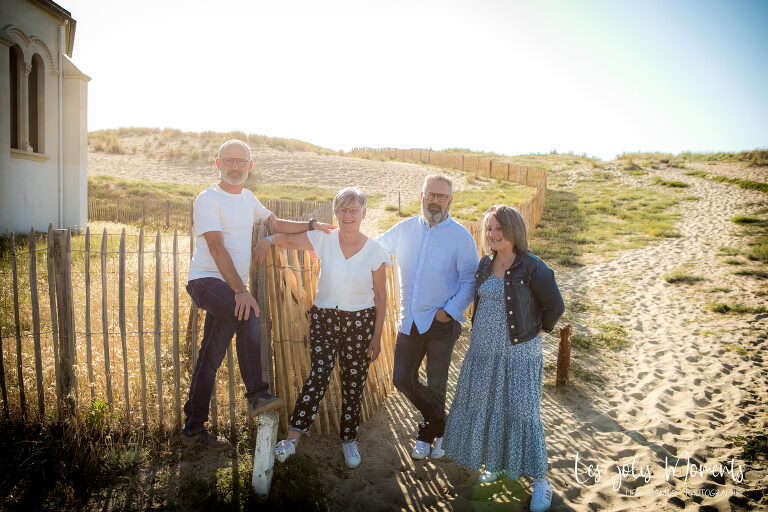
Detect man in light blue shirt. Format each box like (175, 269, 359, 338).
(376, 174, 478, 460)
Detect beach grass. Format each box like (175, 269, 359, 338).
(710, 176, 768, 194)
(377, 177, 536, 229)
(530, 169, 682, 267)
(734, 269, 768, 279)
(664, 271, 706, 284)
(90, 127, 341, 162)
(747, 243, 768, 263)
(89, 174, 336, 203)
(707, 302, 767, 314)
(652, 177, 690, 188)
(718, 246, 741, 256)
(733, 435, 768, 462)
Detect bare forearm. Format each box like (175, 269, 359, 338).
(373, 294, 387, 337)
(272, 217, 311, 234)
(210, 245, 247, 292)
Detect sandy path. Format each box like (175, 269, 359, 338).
(295, 163, 768, 511)
(546, 165, 768, 510)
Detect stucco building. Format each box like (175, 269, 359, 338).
(0, 0, 89, 232)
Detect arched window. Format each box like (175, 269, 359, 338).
(28, 54, 45, 153)
(9, 45, 22, 150)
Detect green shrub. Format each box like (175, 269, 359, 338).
(664, 271, 705, 284)
(747, 243, 768, 263)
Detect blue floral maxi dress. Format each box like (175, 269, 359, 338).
(443, 274, 548, 478)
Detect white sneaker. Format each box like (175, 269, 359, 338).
(430, 437, 445, 459)
(478, 470, 502, 483)
(530, 478, 553, 512)
(274, 438, 297, 463)
(342, 440, 361, 468)
(411, 440, 431, 459)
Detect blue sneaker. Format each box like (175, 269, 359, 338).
(530, 478, 553, 512)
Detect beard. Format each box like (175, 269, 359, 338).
(421, 202, 449, 225)
(220, 168, 249, 186)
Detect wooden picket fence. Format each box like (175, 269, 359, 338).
(88, 197, 333, 230)
(349, 147, 547, 235)
(0, 220, 399, 436)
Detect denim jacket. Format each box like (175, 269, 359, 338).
(471, 251, 565, 345)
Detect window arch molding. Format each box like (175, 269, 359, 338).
(1, 25, 58, 75)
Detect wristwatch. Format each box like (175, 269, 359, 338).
(308, 218, 317, 231)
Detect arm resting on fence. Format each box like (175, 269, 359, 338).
(271, 214, 335, 234)
(254, 232, 314, 266)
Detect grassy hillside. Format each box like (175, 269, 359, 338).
(88, 127, 341, 164)
(88, 175, 337, 203)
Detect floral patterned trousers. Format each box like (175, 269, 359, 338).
(289, 305, 376, 440)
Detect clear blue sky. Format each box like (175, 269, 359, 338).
(62, 0, 768, 160)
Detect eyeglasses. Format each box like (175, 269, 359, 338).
(336, 207, 362, 217)
(221, 158, 250, 169)
(424, 192, 451, 202)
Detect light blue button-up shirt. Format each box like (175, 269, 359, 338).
(376, 215, 479, 334)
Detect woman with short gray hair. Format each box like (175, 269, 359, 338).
(260, 187, 390, 469)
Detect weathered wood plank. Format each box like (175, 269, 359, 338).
(154, 231, 164, 429)
(101, 228, 114, 411)
(137, 228, 148, 427)
(0, 308, 9, 419)
(251, 409, 279, 498)
(189, 225, 198, 369)
(10, 233, 27, 418)
(29, 230, 45, 418)
(226, 344, 236, 435)
(84, 227, 95, 403)
(173, 230, 181, 431)
(119, 229, 130, 424)
(47, 224, 61, 417)
(53, 230, 76, 418)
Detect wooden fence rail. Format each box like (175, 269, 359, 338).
(348, 147, 547, 234)
(87, 197, 333, 230)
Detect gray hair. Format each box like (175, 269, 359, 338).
(422, 174, 453, 194)
(217, 139, 251, 160)
(333, 186, 367, 211)
(481, 205, 529, 255)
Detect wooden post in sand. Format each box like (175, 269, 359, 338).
(556, 324, 572, 387)
(251, 409, 280, 499)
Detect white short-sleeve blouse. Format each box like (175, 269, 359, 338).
(306, 230, 391, 311)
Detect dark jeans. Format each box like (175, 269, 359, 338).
(392, 317, 461, 443)
(183, 277, 269, 433)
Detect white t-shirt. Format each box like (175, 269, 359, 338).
(188, 184, 272, 284)
(307, 230, 391, 311)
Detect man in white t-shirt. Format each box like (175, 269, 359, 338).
(182, 139, 333, 451)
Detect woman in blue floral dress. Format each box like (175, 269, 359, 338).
(443, 205, 564, 512)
